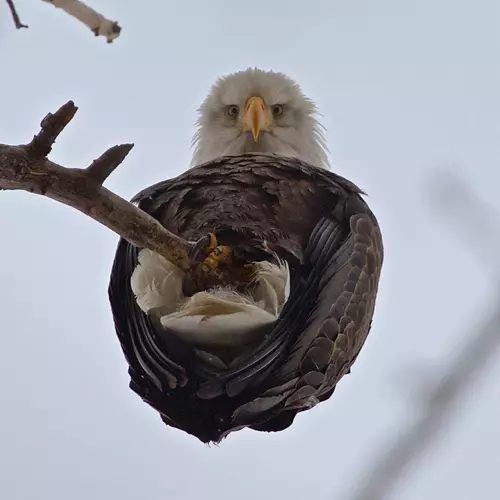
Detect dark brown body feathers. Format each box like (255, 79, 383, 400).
(109, 153, 383, 443)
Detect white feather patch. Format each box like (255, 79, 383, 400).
(251, 259, 290, 315)
(130, 250, 291, 348)
(130, 249, 185, 316)
(160, 290, 276, 346)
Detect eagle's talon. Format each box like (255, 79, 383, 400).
(190, 232, 218, 264)
(205, 233, 218, 253)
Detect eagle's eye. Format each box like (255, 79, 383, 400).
(272, 104, 284, 117)
(226, 105, 239, 117)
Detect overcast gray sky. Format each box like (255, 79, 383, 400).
(1, 1, 499, 499)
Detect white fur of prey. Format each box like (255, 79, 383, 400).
(131, 249, 290, 347)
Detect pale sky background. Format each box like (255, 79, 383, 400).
(1, 1, 499, 499)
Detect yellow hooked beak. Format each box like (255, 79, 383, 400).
(241, 96, 271, 142)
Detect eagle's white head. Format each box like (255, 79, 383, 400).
(191, 67, 329, 169)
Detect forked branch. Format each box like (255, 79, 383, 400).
(0, 101, 192, 271)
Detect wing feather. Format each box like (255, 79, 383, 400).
(233, 209, 383, 433)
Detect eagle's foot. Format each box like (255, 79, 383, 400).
(190, 232, 233, 270)
(190, 232, 218, 262)
(184, 232, 257, 297)
(183, 233, 235, 296)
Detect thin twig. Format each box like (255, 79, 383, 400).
(87, 144, 134, 184)
(27, 101, 78, 157)
(5, 0, 28, 29)
(0, 101, 192, 271)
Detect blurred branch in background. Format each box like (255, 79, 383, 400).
(343, 170, 500, 500)
(429, 168, 500, 269)
(4, 0, 121, 42)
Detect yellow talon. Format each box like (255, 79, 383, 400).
(203, 233, 218, 255)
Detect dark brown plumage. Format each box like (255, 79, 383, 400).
(108, 153, 383, 443)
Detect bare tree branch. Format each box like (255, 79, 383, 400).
(27, 101, 77, 157)
(0, 101, 192, 271)
(6, 0, 121, 41)
(343, 172, 500, 500)
(86, 145, 134, 184)
(5, 0, 28, 29)
(41, 0, 121, 42)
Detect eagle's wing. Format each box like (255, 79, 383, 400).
(109, 153, 383, 443)
(227, 208, 382, 435)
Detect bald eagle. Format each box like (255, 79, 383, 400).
(109, 68, 383, 443)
